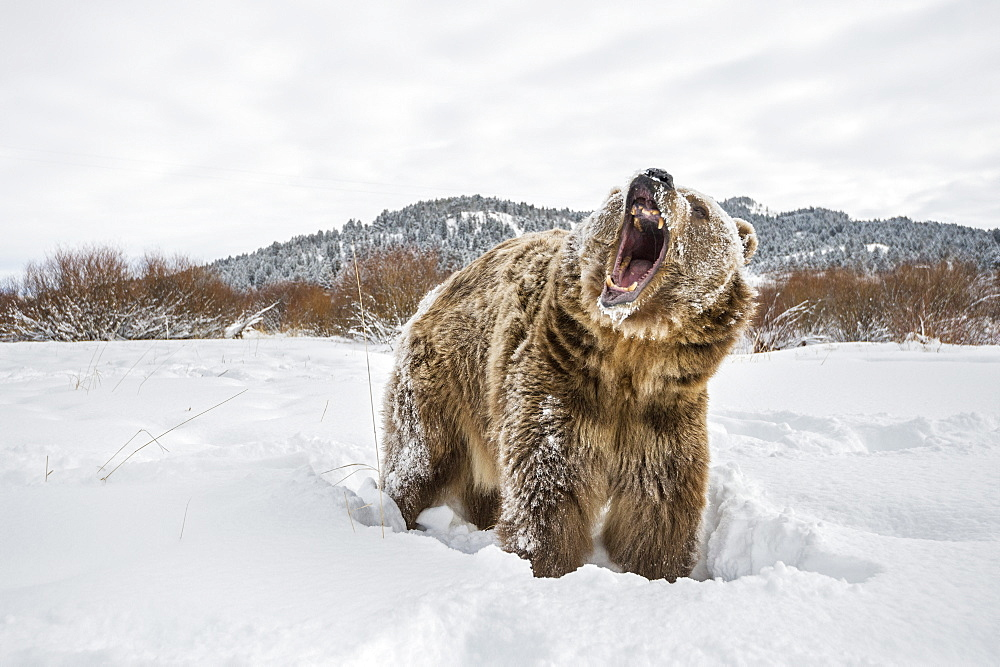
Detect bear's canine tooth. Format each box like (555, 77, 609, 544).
(626, 282, 638, 292)
(630, 205, 637, 215)
(657, 217, 665, 230)
(605, 275, 614, 288)
(633, 216, 642, 231)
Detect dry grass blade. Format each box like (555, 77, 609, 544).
(319, 462, 379, 488)
(100, 388, 248, 481)
(98, 428, 170, 474)
(318, 462, 378, 476)
(137, 344, 186, 394)
(111, 343, 156, 392)
(344, 489, 356, 534)
(179, 498, 192, 540)
(351, 244, 386, 537)
(73, 342, 107, 392)
(330, 467, 378, 488)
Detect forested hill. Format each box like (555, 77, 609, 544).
(210, 195, 586, 289)
(209, 194, 999, 289)
(721, 197, 1000, 274)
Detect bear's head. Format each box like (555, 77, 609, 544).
(570, 168, 757, 341)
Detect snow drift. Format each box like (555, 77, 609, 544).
(1, 338, 997, 663)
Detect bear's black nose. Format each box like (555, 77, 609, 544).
(644, 168, 674, 189)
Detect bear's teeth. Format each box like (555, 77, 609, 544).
(626, 282, 639, 292)
(605, 275, 614, 288)
(633, 216, 642, 231)
(620, 256, 631, 273)
(630, 205, 637, 215)
(657, 217, 664, 230)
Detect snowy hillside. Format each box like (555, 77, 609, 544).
(720, 197, 1000, 273)
(207, 194, 999, 290)
(1, 338, 998, 663)
(210, 196, 585, 289)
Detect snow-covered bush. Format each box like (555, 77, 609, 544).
(0, 245, 456, 343)
(0, 247, 247, 341)
(325, 247, 453, 345)
(748, 262, 1000, 349)
(244, 282, 339, 337)
(748, 291, 828, 353)
(5, 246, 996, 347)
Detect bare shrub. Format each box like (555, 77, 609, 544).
(0, 283, 18, 338)
(0, 244, 451, 343)
(880, 263, 1000, 345)
(9, 245, 993, 348)
(749, 284, 825, 353)
(6, 246, 135, 341)
(1, 246, 248, 341)
(748, 262, 1000, 350)
(128, 254, 248, 339)
(814, 269, 894, 343)
(253, 282, 340, 337)
(327, 247, 453, 344)
(219, 247, 451, 341)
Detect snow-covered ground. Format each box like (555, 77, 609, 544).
(1, 337, 997, 664)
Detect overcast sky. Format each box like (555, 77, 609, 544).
(2, 0, 997, 277)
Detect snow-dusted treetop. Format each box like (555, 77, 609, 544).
(209, 195, 1000, 290)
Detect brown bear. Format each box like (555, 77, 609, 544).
(381, 168, 757, 580)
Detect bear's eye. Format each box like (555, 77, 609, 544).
(691, 204, 709, 219)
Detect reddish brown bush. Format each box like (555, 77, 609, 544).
(13, 245, 991, 348)
(0, 244, 452, 342)
(252, 282, 340, 337)
(751, 262, 1000, 350)
(326, 247, 453, 343)
(0, 284, 18, 335)
(232, 247, 452, 341)
(0, 247, 248, 341)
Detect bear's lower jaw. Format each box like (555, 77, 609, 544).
(600, 181, 670, 308)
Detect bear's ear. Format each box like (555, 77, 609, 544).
(734, 217, 757, 264)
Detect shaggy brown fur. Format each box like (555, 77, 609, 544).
(381, 169, 757, 580)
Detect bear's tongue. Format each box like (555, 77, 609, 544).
(621, 259, 653, 287)
(599, 173, 672, 308)
(611, 216, 663, 288)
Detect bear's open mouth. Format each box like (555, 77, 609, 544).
(600, 178, 670, 308)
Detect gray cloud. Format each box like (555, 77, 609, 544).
(1, 0, 997, 277)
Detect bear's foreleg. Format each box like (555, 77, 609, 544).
(458, 484, 501, 530)
(495, 394, 601, 577)
(381, 366, 458, 528)
(602, 454, 708, 582)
